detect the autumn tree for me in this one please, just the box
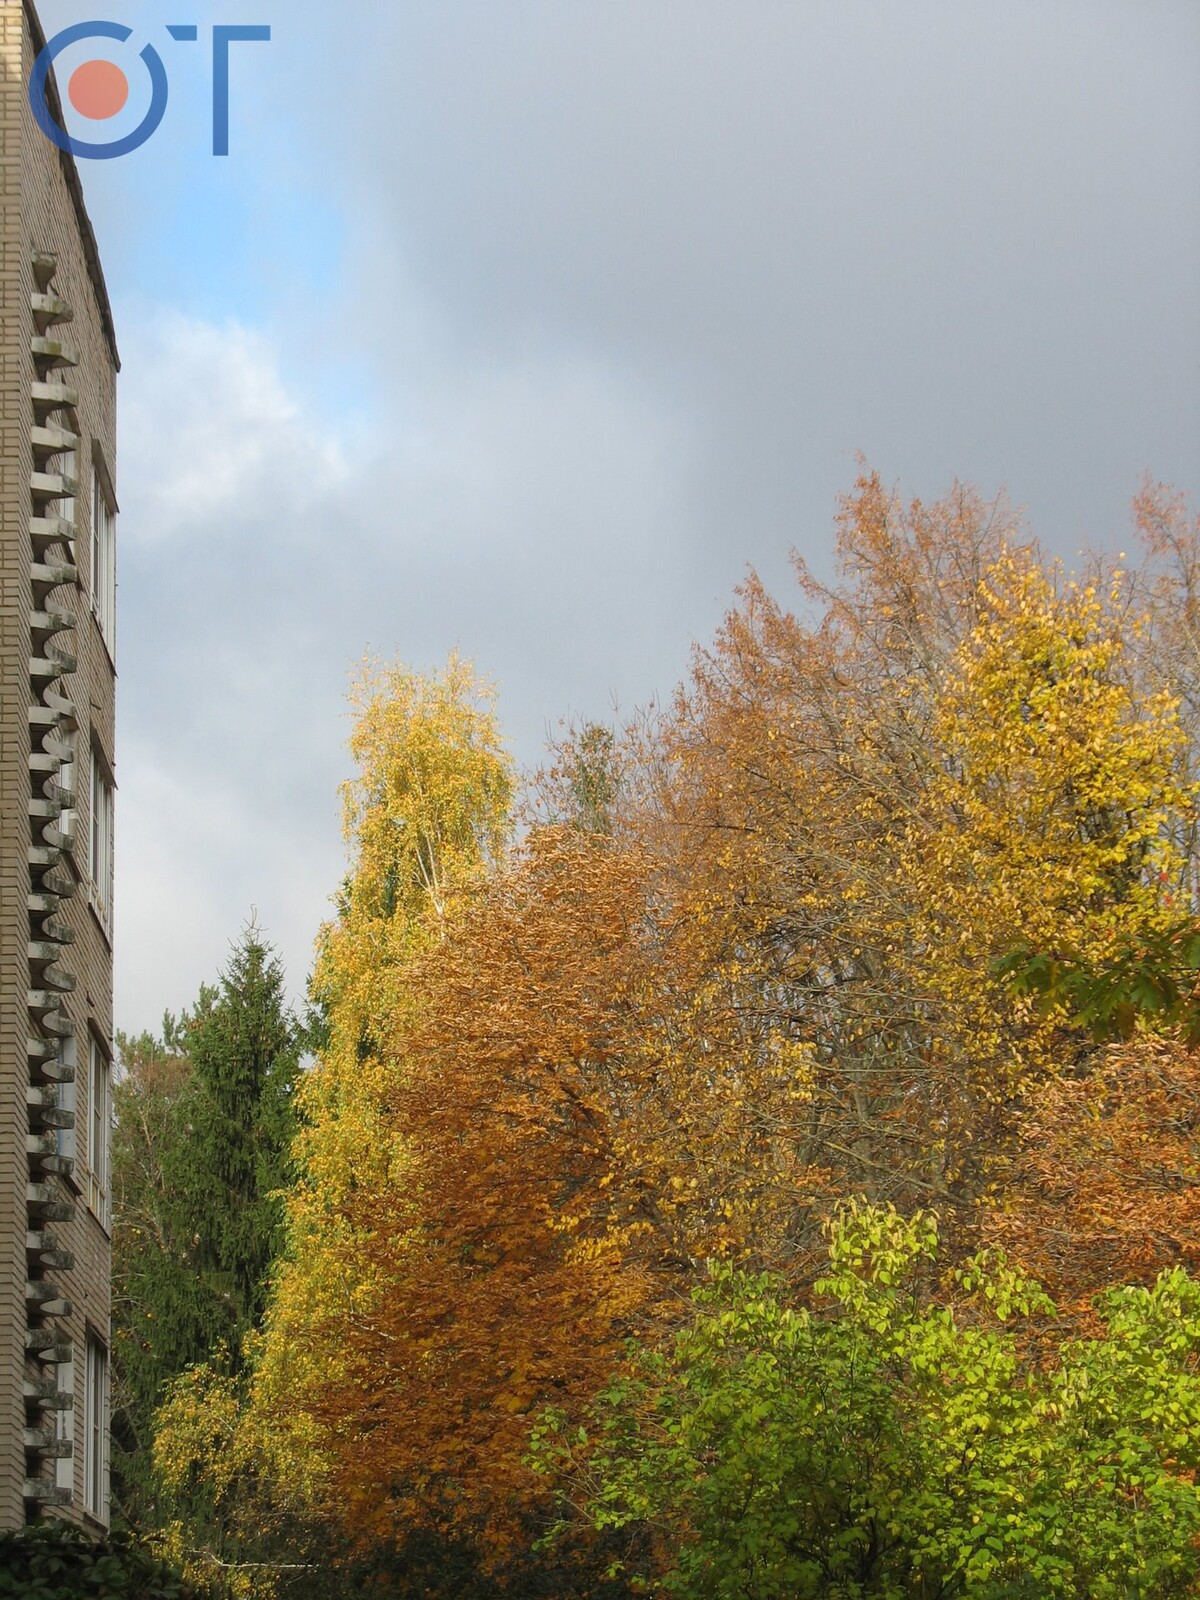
[301,826,662,1546]
[149,656,522,1586]
[620,476,1191,1260]
[305,802,825,1541]
[281,478,1195,1559]
[621,478,1024,1254]
[978,1034,1200,1328]
[155,476,1200,1583]
[246,656,514,1482]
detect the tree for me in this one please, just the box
[152,657,518,1594]
[203,656,516,1532]
[303,824,820,1547]
[157,476,1200,1581]
[544,1202,1200,1599]
[162,931,301,1345]
[977,1033,1200,1326]
[111,929,303,1532]
[279,480,1194,1556]
[111,1018,193,1522]
[624,477,1190,1246]
[302,826,664,1547]
[536,719,623,835]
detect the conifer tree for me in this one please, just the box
[111,928,302,1528]
[162,930,300,1345]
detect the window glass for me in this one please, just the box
[59,438,75,530]
[90,470,116,652]
[56,1036,76,1165]
[88,1038,110,1228]
[58,756,75,850]
[84,1336,108,1521]
[55,1354,74,1496]
[89,751,114,931]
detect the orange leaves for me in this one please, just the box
[984,1037,1200,1328]
[312,828,663,1540]
[638,477,1195,1241]
[311,813,835,1543]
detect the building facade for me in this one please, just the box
[1,0,118,1529]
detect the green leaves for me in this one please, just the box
[551,1204,1200,1598]
[995,920,1200,1045]
[0,1526,194,1600]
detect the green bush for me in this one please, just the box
[539,1201,1200,1598]
[0,1524,195,1600]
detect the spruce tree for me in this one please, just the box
[111,926,302,1529]
[162,930,300,1344]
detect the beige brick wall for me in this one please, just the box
[1,0,118,1531]
[1,1,31,1529]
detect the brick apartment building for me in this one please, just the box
[0,0,118,1530]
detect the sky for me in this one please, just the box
[33,0,1200,1034]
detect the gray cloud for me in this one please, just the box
[33,1,1200,1029]
[112,309,700,1027]
[323,0,1199,554]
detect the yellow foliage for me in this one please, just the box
[244,654,514,1502]
[897,550,1192,1100]
[153,1362,281,1600]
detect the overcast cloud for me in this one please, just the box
[35,0,1200,1032]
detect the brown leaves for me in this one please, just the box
[984,1036,1200,1329]
[314,829,662,1540]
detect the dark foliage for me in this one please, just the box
[0,1525,196,1600]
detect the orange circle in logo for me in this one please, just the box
[67,59,129,120]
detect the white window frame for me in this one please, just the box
[88,1037,111,1230]
[90,466,116,653]
[89,749,114,934]
[55,1353,75,1497]
[84,1334,108,1523]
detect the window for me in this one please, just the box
[89,750,114,932]
[56,437,76,538]
[88,1038,111,1228]
[56,1035,77,1168]
[91,468,116,651]
[58,755,75,851]
[84,1335,108,1522]
[55,1354,75,1497]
